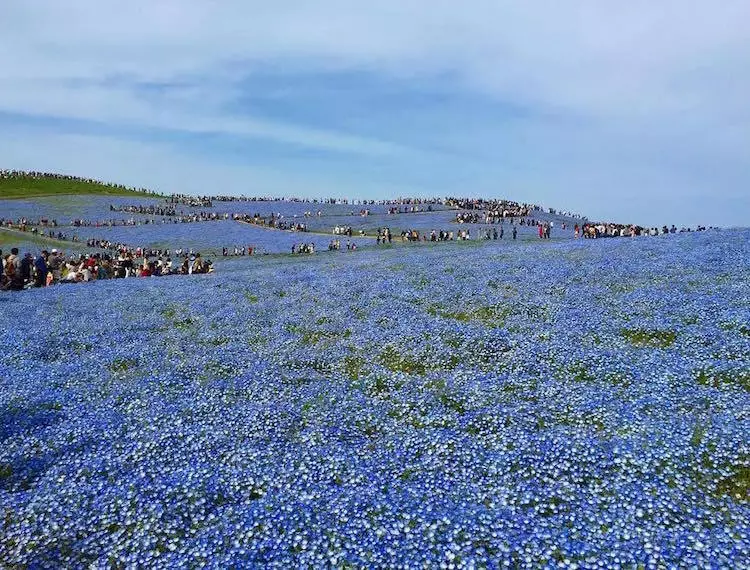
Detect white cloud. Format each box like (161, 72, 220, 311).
(0, 1, 748, 224)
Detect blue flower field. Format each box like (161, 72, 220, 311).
(1, 229, 749, 567)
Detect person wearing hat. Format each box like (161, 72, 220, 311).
(48, 249, 62, 283)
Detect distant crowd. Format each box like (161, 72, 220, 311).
(292, 243, 316, 254)
(108, 204, 227, 218)
(446, 198, 585, 220)
(3, 214, 227, 229)
(455, 212, 557, 226)
(165, 195, 214, 208)
(327, 239, 359, 251)
(449, 199, 534, 218)
(1, 247, 213, 291)
(390, 226, 521, 242)
(234, 213, 309, 232)
(578, 223, 712, 238)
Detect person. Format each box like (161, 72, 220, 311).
(512, 226, 517, 240)
(34, 250, 48, 287)
(3, 249, 22, 290)
(20, 253, 33, 288)
(192, 253, 205, 274)
(48, 249, 62, 282)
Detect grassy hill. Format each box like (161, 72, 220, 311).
(0, 174, 162, 199)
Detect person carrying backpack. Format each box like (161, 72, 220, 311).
(4, 248, 22, 290)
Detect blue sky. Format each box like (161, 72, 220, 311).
(1, 1, 748, 227)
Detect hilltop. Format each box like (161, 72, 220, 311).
(0, 170, 162, 199)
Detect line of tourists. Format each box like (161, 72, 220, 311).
(292, 243, 316, 254)
(385, 205, 435, 214)
(577, 223, 712, 238)
(328, 239, 358, 251)
(376, 225, 520, 243)
(222, 246, 256, 256)
(3, 213, 228, 230)
(1, 248, 212, 291)
(454, 213, 554, 227)
(234, 213, 309, 232)
(109, 204, 228, 218)
(207, 195, 446, 205)
(165, 195, 213, 207)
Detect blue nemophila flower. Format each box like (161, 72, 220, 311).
(0, 229, 748, 567)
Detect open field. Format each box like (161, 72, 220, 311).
(1, 227, 748, 567)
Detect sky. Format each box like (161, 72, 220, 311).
(1, 1, 748, 227)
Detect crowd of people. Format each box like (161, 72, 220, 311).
(209, 195, 446, 205)
(1, 247, 213, 291)
(372, 225, 522, 243)
(447, 198, 536, 218)
(577, 223, 711, 238)
(292, 243, 316, 254)
(327, 239, 359, 251)
(3, 212, 229, 230)
(376, 228, 393, 244)
(222, 246, 256, 256)
(234, 213, 309, 232)
(384, 205, 435, 214)
(165, 195, 213, 207)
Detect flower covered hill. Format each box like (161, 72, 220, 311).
(1, 231, 749, 567)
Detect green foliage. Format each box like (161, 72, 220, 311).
(285, 323, 352, 345)
(162, 306, 178, 320)
(568, 361, 596, 383)
(109, 358, 138, 373)
(690, 422, 708, 447)
(715, 465, 750, 503)
(342, 354, 365, 381)
(426, 303, 511, 327)
(694, 368, 750, 392)
(378, 345, 427, 375)
(620, 328, 677, 348)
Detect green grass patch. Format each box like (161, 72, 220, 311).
(715, 465, 750, 503)
(285, 323, 352, 345)
(694, 368, 750, 392)
(0, 227, 83, 249)
(568, 361, 596, 383)
(0, 463, 12, 480)
(426, 303, 512, 327)
(378, 345, 427, 375)
(109, 358, 138, 373)
(0, 175, 163, 199)
(342, 354, 365, 381)
(620, 328, 677, 348)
